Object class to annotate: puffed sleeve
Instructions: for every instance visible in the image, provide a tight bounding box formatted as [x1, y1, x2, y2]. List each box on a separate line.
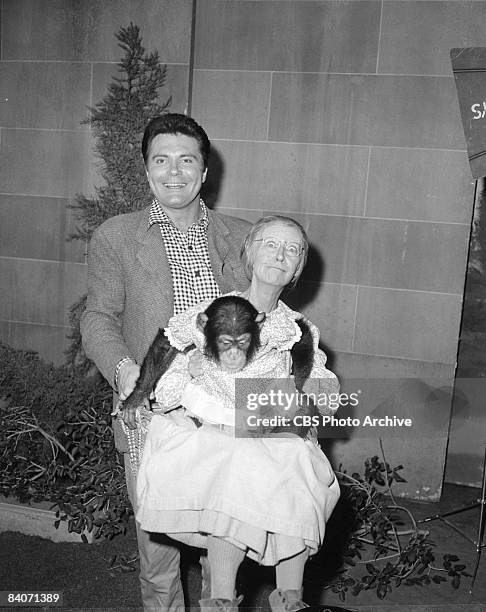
[301, 320, 340, 416]
[164, 299, 212, 351]
[153, 352, 192, 411]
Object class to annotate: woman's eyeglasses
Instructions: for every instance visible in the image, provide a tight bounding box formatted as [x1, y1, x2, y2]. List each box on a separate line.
[254, 237, 303, 258]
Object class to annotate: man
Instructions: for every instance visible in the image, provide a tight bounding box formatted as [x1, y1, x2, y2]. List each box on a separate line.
[81, 113, 250, 611]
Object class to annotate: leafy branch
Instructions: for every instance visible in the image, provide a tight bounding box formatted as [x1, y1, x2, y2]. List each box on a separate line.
[66, 23, 171, 373]
[0, 342, 130, 541]
[70, 22, 170, 243]
[0, 341, 472, 601]
[323, 453, 470, 602]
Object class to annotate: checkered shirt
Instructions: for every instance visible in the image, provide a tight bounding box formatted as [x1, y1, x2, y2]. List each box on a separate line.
[148, 199, 221, 314]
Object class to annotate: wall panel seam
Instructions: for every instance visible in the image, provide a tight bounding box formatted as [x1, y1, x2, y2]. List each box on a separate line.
[0, 0, 3, 62]
[351, 285, 360, 352]
[265, 72, 273, 141]
[0, 60, 189, 66]
[350, 285, 461, 297]
[0, 319, 70, 329]
[331, 348, 456, 367]
[1, 127, 90, 133]
[376, 0, 384, 74]
[192, 68, 454, 78]
[363, 147, 371, 217]
[214, 208, 470, 226]
[210, 138, 467, 154]
[0, 255, 87, 267]
[0, 192, 74, 200]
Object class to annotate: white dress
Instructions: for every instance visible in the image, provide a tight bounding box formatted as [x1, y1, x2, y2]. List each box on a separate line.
[136, 298, 341, 565]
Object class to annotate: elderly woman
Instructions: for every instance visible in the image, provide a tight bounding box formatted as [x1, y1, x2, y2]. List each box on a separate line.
[134, 216, 340, 612]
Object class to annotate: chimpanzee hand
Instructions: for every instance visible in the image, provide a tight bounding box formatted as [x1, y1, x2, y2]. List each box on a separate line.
[121, 397, 150, 430]
[118, 361, 140, 400]
[188, 350, 204, 378]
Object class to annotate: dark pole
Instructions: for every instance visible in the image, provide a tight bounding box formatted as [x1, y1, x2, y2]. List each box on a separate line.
[186, 0, 197, 116]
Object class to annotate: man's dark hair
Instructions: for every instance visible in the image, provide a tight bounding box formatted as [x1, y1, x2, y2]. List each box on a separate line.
[142, 113, 211, 168]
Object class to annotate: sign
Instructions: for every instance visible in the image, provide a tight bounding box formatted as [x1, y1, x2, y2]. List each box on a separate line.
[451, 47, 486, 179]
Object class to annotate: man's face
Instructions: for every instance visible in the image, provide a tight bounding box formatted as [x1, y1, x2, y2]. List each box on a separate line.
[145, 133, 207, 212]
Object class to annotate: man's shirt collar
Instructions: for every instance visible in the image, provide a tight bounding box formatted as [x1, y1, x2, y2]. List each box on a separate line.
[148, 199, 209, 231]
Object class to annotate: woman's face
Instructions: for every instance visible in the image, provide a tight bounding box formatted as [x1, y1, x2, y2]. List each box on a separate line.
[251, 221, 304, 288]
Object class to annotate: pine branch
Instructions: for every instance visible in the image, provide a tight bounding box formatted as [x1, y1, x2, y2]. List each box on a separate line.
[66, 23, 170, 370]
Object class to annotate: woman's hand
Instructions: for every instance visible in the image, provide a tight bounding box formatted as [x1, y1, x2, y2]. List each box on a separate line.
[188, 350, 204, 378]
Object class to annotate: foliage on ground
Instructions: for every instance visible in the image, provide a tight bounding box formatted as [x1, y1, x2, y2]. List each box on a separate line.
[0, 342, 471, 598]
[0, 342, 130, 541]
[326, 455, 470, 601]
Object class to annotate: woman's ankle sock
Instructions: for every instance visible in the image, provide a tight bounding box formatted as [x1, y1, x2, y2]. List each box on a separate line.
[207, 535, 246, 600]
[275, 548, 309, 590]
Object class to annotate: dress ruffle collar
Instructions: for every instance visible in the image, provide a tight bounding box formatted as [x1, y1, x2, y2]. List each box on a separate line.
[165, 293, 302, 354]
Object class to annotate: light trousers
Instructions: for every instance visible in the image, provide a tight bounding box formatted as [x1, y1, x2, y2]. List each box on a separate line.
[125, 454, 185, 612]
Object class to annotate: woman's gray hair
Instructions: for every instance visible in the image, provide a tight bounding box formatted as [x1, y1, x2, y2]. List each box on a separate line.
[240, 215, 309, 290]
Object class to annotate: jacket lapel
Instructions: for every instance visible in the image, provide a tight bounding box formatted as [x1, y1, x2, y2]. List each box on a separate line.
[135, 209, 174, 309]
[207, 212, 233, 293]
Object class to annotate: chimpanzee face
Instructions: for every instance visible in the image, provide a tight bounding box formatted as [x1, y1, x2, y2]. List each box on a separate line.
[216, 332, 253, 372]
[196, 296, 265, 373]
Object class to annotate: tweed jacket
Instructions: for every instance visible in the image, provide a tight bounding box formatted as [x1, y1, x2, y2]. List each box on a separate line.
[80, 205, 251, 389]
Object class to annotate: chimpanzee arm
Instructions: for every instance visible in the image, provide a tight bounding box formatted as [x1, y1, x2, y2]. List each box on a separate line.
[153, 351, 193, 410]
[122, 328, 180, 426]
[269, 318, 317, 439]
[290, 318, 315, 392]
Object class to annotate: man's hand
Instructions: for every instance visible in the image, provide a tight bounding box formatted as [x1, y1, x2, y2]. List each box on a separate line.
[118, 361, 140, 400]
[188, 350, 203, 378]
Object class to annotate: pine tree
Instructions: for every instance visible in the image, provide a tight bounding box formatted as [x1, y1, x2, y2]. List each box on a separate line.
[67, 24, 171, 371]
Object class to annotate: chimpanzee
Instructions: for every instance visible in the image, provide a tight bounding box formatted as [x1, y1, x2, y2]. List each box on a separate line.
[196, 295, 265, 372]
[122, 295, 317, 437]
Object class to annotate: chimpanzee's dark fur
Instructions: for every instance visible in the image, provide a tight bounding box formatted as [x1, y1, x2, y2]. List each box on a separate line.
[291, 319, 315, 392]
[269, 317, 318, 438]
[122, 329, 180, 413]
[123, 297, 318, 438]
[202, 295, 261, 363]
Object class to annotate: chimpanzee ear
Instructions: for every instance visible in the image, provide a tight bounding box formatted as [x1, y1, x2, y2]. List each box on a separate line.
[255, 312, 266, 326]
[196, 312, 208, 331]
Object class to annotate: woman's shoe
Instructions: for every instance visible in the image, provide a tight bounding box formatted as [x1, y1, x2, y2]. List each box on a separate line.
[268, 588, 309, 612]
[199, 595, 243, 611]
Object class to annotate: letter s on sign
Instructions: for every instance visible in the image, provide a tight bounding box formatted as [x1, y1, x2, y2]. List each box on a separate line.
[472, 103, 482, 120]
